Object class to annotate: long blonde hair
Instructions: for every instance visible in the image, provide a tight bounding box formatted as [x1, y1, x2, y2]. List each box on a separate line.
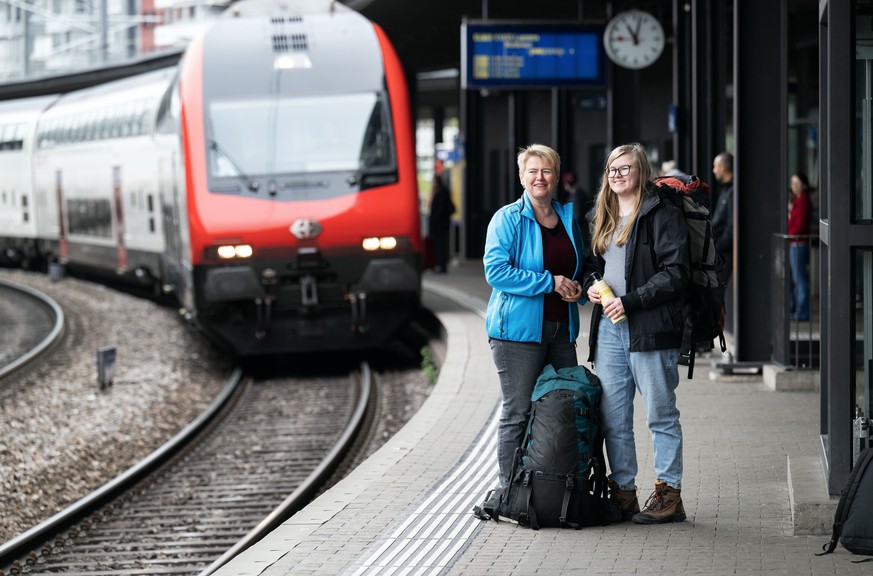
[591, 143, 653, 255]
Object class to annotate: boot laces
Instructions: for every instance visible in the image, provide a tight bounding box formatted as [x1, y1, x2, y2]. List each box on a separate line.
[643, 484, 670, 511]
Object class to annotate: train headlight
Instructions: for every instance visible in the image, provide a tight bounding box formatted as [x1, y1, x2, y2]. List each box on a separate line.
[362, 237, 398, 251]
[216, 244, 253, 259]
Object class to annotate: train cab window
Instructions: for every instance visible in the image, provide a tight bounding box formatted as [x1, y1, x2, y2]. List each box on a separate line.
[206, 91, 396, 180]
[359, 99, 393, 169]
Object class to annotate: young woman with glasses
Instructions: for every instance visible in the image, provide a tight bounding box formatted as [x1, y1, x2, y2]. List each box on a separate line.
[581, 142, 691, 524]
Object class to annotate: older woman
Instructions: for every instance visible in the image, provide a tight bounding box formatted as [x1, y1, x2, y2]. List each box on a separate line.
[483, 143, 587, 488]
[582, 143, 690, 524]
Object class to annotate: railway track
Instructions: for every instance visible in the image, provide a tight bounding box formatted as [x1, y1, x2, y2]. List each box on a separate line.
[0, 279, 64, 381]
[0, 363, 374, 575]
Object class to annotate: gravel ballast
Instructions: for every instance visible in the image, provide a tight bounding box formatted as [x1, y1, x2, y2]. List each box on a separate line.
[0, 269, 432, 544]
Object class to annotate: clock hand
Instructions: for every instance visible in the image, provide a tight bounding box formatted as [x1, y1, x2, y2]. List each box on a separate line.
[624, 19, 639, 44]
[633, 14, 643, 45]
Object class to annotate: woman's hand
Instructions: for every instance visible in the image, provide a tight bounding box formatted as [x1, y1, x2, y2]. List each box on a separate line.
[587, 284, 601, 304]
[603, 296, 626, 320]
[553, 275, 580, 300]
[562, 280, 583, 302]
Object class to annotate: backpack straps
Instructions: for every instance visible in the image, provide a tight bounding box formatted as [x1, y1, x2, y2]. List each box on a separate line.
[559, 474, 580, 529]
[472, 488, 500, 521]
[518, 469, 537, 529]
[817, 525, 841, 556]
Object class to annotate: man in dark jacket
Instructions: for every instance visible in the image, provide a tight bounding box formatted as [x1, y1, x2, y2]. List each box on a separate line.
[711, 151, 734, 284]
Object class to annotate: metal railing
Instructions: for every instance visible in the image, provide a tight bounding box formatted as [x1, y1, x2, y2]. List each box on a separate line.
[771, 233, 819, 369]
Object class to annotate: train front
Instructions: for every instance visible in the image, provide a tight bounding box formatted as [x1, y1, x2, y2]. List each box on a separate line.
[179, 4, 422, 355]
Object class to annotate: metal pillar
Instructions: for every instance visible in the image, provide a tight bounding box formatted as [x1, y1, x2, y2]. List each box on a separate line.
[820, 0, 855, 494]
[733, 0, 786, 362]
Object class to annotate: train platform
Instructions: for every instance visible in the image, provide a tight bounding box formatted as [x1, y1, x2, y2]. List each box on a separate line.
[214, 259, 862, 576]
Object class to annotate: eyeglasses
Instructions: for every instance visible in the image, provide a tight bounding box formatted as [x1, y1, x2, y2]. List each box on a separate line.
[605, 165, 634, 178]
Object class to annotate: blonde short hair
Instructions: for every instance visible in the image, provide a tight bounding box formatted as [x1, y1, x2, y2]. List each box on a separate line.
[516, 143, 561, 176]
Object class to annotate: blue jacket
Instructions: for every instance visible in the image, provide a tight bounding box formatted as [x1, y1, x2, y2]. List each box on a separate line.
[484, 192, 587, 343]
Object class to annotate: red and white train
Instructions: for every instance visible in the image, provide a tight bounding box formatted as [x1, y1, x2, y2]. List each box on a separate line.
[0, 0, 423, 355]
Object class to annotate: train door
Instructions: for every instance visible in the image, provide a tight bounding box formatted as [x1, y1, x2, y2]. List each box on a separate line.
[112, 165, 127, 271]
[159, 153, 184, 293]
[55, 170, 67, 262]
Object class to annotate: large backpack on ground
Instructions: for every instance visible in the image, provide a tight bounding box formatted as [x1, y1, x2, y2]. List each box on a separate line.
[818, 447, 873, 561]
[653, 174, 727, 378]
[473, 364, 620, 529]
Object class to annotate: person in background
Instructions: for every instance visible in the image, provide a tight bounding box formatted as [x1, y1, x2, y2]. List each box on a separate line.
[659, 160, 687, 177]
[711, 151, 734, 284]
[483, 143, 587, 488]
[788, 172, 812, 321]
[428, 173, 455, 273]
[558, 170, 595, 229]
[555, 170, 575, 203]
[581, 142, 690, 524]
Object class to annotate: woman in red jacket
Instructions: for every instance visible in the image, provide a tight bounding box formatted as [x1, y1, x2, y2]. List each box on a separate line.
[788, 173, 812, 321]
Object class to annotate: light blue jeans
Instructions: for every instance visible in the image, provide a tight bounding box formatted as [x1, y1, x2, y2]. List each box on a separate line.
[489, 321, 578, 487]
[595, 318, 683, 489]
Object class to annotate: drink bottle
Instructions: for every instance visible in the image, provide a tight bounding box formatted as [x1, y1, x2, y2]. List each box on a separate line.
[589, 272, 627, 324]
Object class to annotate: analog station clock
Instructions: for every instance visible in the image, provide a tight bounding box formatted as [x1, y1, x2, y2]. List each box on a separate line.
[603, 9, 665, 70]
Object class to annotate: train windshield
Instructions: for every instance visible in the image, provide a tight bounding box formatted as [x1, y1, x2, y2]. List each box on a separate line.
[207, 92, 394, 178]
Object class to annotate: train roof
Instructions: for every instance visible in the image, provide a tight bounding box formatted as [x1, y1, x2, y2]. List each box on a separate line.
[0, 94, 59, 119]
[40, 68, 176, 118]
[222, 0, 354, 19]
[201, 5, 383, 99]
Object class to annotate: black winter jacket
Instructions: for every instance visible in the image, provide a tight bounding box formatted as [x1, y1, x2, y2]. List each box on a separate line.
[582, 185, 690, 360]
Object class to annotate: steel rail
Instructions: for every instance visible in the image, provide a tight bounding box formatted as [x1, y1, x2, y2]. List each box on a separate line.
[0, 278, 65, 380]
[0, 367, 244, 568]
[197, 360, 373, 576]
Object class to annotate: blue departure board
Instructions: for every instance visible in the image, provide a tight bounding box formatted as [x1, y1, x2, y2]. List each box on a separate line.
[462, 22, 606, 89]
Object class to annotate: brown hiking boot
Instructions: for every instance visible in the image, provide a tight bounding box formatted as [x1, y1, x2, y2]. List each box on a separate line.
[607, 480, 640, 521]
[632, 481, 687, 524]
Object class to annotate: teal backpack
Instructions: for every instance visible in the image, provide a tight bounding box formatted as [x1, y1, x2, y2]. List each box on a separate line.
[474, 364, 620, 529]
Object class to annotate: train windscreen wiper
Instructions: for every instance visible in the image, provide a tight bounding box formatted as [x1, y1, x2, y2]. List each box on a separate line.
[208, 138, 260, 192]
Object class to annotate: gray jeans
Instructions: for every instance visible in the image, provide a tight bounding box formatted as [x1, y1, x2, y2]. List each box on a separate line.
[489, 321, 578, 487]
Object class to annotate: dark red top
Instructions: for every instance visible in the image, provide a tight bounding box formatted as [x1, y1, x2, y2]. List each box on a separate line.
[540, 220, 576, 322]
[788, 192, 812, 243]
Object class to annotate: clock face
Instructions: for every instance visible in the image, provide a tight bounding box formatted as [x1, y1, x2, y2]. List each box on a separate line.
[603, 10, 665, 70]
